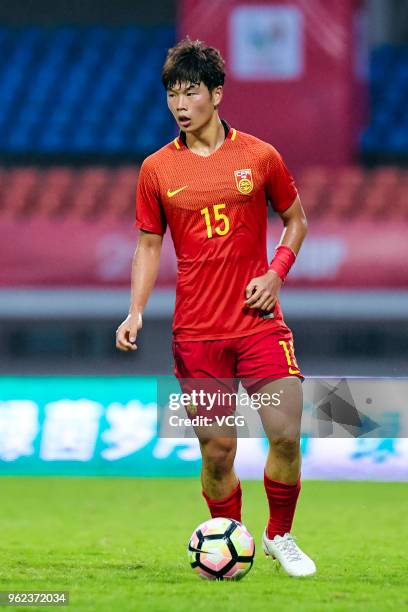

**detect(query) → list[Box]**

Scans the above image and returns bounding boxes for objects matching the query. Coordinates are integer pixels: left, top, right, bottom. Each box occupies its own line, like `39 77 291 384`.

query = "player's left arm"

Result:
245 195 307 311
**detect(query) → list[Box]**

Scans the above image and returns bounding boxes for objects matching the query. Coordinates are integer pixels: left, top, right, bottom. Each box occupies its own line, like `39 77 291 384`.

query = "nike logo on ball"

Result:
167 186 188 198
188 545 215 554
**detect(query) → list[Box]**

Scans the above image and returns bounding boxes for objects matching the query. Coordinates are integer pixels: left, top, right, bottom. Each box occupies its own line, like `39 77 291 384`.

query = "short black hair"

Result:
162 37 225 91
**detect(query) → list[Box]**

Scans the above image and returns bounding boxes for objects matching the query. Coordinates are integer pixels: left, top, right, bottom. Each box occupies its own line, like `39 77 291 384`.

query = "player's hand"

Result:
245 270 282 311
115 312 143 352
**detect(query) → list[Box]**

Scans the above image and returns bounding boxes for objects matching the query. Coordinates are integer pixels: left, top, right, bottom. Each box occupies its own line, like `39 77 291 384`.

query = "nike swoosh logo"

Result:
167 186 188 198
289 367 300 375
188 545 215 554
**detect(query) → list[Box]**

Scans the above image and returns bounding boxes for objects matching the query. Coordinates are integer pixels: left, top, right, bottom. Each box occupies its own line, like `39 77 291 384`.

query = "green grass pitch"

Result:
0 477 407 611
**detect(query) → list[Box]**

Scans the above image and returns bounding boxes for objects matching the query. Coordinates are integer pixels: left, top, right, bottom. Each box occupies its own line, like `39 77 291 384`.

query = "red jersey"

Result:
135 121 298 341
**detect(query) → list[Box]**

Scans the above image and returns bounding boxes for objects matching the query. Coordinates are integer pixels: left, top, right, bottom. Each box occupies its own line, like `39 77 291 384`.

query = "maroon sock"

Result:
264 472 301 539
202 481 242 522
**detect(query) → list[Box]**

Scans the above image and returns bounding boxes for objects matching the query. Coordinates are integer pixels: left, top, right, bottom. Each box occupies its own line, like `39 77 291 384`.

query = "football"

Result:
188 517 255 580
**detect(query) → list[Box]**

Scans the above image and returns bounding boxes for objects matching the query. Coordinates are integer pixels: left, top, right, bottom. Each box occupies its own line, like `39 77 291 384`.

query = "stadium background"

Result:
0 2 407 609
0 0 407 479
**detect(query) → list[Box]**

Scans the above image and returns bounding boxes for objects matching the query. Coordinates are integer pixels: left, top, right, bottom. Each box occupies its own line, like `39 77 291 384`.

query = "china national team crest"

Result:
234 169 253 195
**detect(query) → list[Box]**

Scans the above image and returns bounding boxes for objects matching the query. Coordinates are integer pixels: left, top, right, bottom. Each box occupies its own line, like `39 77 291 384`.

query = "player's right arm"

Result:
116 230 163 352
116 158 167 352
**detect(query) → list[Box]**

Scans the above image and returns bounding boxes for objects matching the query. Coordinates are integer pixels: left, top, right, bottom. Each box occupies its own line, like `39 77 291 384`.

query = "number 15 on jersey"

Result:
200 204 230 238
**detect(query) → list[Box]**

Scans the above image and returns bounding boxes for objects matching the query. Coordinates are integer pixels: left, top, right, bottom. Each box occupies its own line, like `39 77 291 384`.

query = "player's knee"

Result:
269 436 300 464
201 439 236 479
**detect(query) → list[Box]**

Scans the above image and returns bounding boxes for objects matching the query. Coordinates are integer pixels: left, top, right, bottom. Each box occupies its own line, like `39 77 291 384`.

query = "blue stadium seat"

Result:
361 44 408 156
0 25 175 155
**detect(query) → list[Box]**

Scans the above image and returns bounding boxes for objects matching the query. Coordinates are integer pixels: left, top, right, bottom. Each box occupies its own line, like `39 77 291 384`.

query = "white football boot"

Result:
262 531 316 577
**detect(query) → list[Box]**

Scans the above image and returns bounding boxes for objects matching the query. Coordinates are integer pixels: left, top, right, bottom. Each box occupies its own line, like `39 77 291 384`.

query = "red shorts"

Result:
172 327 304 416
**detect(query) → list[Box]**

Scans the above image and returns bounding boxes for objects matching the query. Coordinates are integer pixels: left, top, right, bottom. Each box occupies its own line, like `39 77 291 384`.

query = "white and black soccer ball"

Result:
188 517 255 580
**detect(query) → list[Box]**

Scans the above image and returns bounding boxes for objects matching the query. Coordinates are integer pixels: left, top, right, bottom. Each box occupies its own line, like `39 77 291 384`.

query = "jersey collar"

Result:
173 119 236 150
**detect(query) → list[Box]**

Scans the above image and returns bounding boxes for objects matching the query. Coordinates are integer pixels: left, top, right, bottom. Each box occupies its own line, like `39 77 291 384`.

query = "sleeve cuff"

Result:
134 220 165 235
274 192 298 213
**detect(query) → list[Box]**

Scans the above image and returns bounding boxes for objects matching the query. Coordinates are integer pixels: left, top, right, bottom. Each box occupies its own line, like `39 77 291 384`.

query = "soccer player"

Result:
116 38 316 577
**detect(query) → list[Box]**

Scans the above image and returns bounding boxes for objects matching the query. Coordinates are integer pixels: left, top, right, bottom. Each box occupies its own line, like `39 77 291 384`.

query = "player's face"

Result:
167 82 222 132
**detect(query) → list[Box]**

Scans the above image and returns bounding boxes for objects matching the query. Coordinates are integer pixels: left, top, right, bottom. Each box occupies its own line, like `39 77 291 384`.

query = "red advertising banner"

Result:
1 220 406 289
179 0 367 170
